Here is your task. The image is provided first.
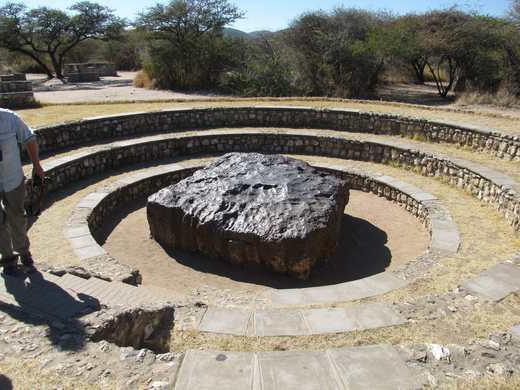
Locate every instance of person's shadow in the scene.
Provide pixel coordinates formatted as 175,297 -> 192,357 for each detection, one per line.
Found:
0,375 -> 13,390
0,270 -> 100,351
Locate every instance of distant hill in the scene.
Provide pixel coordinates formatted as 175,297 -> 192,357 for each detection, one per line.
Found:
223,28 -> 275,39
223,28 -> 250,38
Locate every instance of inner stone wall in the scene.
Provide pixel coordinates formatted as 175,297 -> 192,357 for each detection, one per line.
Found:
34,107 -> 520,159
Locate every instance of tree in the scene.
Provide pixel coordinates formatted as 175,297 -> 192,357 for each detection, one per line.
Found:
136,0 -> 243,89
219,36 -> 294,96
0,2 -> 124,79
287,8 -> 386,97
511,0 -> 520,27
384,14 -> 428,83
286,11 -> 332,95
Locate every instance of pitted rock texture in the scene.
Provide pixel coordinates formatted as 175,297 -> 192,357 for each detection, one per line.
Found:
147,153 -> 349,279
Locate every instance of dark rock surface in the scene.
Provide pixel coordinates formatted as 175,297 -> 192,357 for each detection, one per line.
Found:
147,153 -> 349,279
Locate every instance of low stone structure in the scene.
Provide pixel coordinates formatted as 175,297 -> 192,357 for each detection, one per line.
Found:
0,73 -> 35,108
147,153 -> 349,279
66,72 -> 100,83
64,62 -> 117,77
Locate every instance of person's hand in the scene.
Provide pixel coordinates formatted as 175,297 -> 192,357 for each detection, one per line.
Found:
32,163 -> 45,179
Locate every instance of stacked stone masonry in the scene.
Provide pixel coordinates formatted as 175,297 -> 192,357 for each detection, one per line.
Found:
34,107 -> 520,159
37,131 -> 519,231
0,73 -> 35,108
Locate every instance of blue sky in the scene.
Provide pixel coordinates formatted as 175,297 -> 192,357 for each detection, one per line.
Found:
13,0 -> 513,32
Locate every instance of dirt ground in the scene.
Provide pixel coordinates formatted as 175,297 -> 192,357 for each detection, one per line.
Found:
27,72 -> 520,119
103,191 -> 429,299
28,71 -> 217,104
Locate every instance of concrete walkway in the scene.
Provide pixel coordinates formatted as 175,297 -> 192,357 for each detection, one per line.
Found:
175,344 -> 423,390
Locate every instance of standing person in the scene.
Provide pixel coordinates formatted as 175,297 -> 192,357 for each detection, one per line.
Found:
0,108 -> 44,275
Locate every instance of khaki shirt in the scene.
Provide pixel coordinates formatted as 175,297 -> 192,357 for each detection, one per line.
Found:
0,108 -> 36,192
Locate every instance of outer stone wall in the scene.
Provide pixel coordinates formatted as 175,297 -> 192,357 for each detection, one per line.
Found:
34,107 -> 520,160
38,132 -> 520,231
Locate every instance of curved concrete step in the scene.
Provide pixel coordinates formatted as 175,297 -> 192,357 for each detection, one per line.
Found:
197,303 -> 406,336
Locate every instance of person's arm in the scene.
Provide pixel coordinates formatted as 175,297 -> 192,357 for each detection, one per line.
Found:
12,112 -> 44,179
26,139 -> 44,179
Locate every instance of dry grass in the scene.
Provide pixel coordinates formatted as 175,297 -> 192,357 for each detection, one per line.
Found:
14,98 -> 520,136
132,70 -> 156,89
0,359 -> 112,389
457,90 -> 520,108
442,375 -> 520,390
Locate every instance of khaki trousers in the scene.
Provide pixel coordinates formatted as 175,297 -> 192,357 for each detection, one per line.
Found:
0,180 -> 30,259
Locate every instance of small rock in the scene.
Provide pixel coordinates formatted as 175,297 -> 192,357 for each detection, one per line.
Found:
137,349 -> 147,363
447,344 -> 468,362
477,339 -> 500,351
98,341 -> 111,353
486,363 -> 510,376
464,295 -> 478,302
120,347 -> 138,361
427,344 -> 451,361
426,372 -> 437,387
150,381 -> 169,390
156,352 -> 176,362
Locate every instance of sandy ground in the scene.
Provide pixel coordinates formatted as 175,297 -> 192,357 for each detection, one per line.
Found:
103,191 -> 429,298
28,71 -> 217,104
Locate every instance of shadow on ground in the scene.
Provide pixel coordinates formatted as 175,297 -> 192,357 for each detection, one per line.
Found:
0,270 -> 100,351
159,214 -> 391,289
0,375 -> 13,390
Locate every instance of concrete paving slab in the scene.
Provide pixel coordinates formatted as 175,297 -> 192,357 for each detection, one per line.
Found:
257,351 -> 341,390
462,274 -> 517,301
352,303 -> 406,330
302,308 -> 358,334
73,245 -> 106,260
268,288 -> 306,306
269,272 -> 407,307
63,225 -> 91,239
254,309 -> 308,336
328,344 -> 421,390
175,350 -> 256,390
482,263 -> 520,287
199,307 -> 252,336
355,272 -> 408,295
461,263 -> 520,301
511,324 -> 520,338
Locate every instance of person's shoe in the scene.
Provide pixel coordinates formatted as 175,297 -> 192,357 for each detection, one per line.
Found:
20,252 -> 34,266
2,255 -> 19,276
20,252 -> 36,273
